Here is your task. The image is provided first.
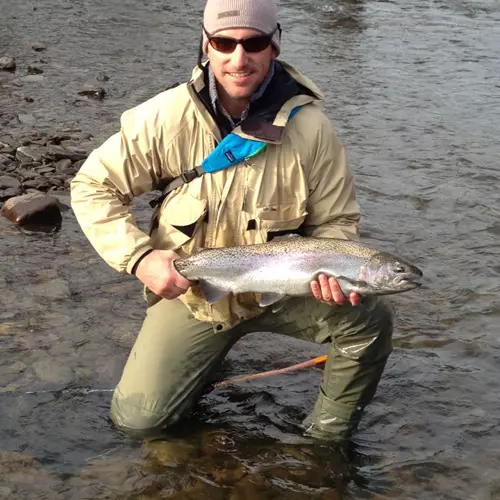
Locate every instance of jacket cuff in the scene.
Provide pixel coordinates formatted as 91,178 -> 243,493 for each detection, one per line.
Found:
127,247 -> 154,275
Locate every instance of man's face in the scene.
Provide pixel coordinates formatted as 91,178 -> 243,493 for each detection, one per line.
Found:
207,28 -> 276,105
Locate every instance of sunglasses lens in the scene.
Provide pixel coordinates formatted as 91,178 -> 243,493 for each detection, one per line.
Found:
242,35 -> 272,53
209,37 -> 237,53
208,35 -> 272,54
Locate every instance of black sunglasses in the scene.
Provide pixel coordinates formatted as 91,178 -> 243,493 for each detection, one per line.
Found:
203,25 -> 281,54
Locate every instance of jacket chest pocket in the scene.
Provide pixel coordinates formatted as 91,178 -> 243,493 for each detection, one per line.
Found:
156,192 -> 208,252
253,203 -> 308,242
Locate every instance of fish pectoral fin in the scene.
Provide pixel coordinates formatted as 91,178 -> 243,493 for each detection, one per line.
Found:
335,276 -> 363,295
271,233 -> 301,241
271,300 -> 287,314
199,280 -> 231,304
258,292 -> 286,308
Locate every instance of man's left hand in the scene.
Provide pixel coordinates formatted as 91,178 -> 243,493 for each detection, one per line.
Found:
310,274 -> 361,306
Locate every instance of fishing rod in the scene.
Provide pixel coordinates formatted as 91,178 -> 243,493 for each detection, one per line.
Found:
5,355 -> 328,396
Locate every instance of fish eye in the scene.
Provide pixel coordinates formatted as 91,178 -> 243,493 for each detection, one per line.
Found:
393,264 -> 406,273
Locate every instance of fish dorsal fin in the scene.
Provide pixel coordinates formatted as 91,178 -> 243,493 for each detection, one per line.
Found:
199,280 -> 230,304
192,246 -> 210,255
258,292 -> 286,307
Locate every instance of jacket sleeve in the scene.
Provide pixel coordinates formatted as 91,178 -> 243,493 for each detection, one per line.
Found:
303,113 -> 361,241
70,95 -> 171,274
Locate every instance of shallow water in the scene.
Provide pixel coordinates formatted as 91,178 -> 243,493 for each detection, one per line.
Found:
1,0 -> 500,498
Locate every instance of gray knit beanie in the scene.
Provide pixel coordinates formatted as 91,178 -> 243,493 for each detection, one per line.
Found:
202,0 -> 280,56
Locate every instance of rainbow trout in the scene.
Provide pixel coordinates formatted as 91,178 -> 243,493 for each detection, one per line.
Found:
174,235 -> 423,306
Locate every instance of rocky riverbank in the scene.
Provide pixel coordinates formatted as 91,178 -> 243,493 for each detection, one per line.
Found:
0,130 -> 93,202
0,130 -> 95,228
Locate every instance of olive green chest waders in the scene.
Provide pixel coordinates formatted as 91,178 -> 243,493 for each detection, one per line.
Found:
111,295 -> 393,440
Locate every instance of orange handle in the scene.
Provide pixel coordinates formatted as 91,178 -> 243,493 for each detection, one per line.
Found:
212,354 -> 328,389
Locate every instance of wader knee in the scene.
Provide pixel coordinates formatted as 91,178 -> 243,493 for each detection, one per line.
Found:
110,389 -> 188,438
306,297 -> 394,440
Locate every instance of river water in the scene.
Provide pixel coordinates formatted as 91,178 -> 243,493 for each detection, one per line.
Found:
1,0 -> 499,498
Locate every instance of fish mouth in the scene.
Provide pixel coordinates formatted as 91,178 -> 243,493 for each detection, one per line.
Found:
395,273 -> 422,288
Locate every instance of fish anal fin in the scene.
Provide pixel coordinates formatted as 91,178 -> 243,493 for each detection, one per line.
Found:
200,280 -> 230,304
259,292 -> 286,307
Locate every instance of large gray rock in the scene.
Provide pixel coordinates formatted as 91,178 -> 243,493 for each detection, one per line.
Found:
1,192 -> 62,228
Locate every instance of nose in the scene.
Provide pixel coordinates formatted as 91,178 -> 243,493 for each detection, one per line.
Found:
230,43 -> 248,68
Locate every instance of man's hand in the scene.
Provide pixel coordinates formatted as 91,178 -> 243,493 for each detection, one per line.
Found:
134,249 -> 191,300
310,274 -> 361,307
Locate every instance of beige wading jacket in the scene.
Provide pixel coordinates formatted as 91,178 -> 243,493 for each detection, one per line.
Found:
71,61 -> 361,330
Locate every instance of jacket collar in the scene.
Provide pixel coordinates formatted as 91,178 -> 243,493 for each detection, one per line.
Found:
188,60 -> 323,144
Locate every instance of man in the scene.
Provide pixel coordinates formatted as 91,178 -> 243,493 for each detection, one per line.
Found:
71,0 -> 393,441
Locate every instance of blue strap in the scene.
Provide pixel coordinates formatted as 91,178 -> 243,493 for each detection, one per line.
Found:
201,106 -> 302,174
150,106 -> 304,210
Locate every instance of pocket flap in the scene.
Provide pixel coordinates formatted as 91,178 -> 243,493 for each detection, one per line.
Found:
161,193 -> 207,228
255,203 -> 307,231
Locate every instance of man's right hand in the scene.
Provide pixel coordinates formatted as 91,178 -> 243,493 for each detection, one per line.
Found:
134,249 -> 191,300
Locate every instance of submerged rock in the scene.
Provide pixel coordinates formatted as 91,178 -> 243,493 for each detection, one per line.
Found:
27,65 -> 43,75
0,56 -> 16,71
31,43 -> 47,52
78,88 -> 106,100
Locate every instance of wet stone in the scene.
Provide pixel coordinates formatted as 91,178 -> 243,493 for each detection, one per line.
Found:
17,169 -> 40,181
27,65 -> 43,75
0,451 -> 63,496
16,146 -> 46,163
78,88 -> 106,100
55,158 -> 72,171
17,113 -> 37,126
1,192 -> 62,228
49,178 -> 63,188
0,154 -> 13,167
31,43 -> 47,52
29,278 -> 71,300
230,475 -> 272,500
0,175 -> 21,190
0,135 -> 19,149
18,74 -> 46,84
211,461 -> 248,486
22,179 -> 51,191
45,145 -> 88,162
73,159 -> 86,170
0,145 -> 16,156
32,357 -> 74,385
0,187 -> 23,201
0,56 -> 16,71
143,439 -> 201,467
34,166 -> 56,175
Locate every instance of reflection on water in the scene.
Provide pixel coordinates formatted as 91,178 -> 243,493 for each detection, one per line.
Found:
1,0 -> 500,498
